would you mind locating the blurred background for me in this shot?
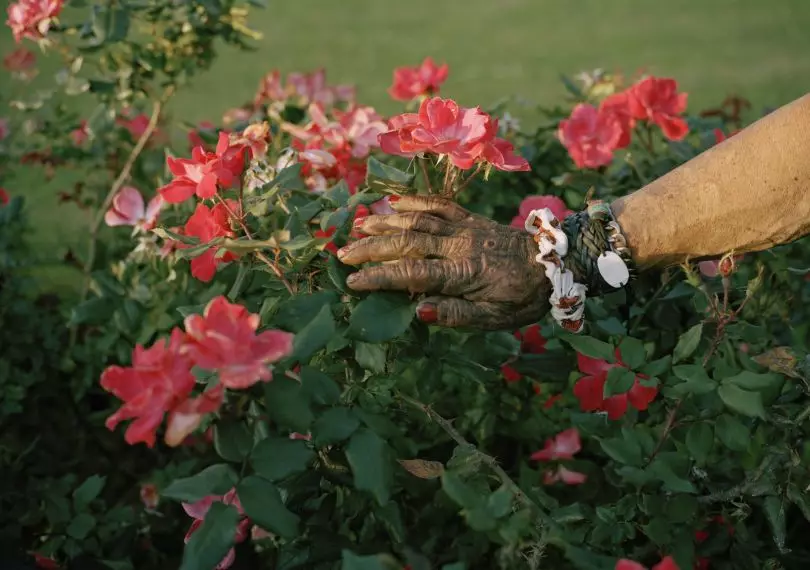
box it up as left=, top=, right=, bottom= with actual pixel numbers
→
left=2, top=0, right=810, bottom=291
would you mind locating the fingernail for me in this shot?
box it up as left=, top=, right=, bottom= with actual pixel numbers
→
left=416, top=302, right=438, bottom=324
left=388, top=195, right=401, bottom=205
left=336, top=247, right=348, bottom=259
left=352, top=217, right=365, bottom=231
left=346, top=273, right=359, bottom=284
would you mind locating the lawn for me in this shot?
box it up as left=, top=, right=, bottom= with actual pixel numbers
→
left=3, top=0, right=810, bottom=292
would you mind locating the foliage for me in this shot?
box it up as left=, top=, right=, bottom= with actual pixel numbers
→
left=1, top=4, right=810, bottom=570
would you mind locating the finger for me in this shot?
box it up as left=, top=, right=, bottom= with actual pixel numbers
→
left=415, top=296, right=549, bottom=330
left=337, top=232, right=467, bottom=265
left=356, top=211, right=458, bottom=236
left=390, top=195, right=474, bottom=223
left=345, top=258, right=475, bottom=296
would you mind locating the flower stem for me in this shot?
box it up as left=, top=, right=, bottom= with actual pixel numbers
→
left=418, top=156, right=433, bottom=193
left=452, top=163, right=483, bottom=198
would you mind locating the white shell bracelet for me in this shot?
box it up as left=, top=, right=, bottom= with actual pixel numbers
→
left=524, top=208, right=587, bottom=333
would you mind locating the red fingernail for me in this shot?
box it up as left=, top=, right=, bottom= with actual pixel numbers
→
left=416, top=303, right=437, bottom=324
left=352, top=217, right=365, bottom=230
left=388, top=195, right=401, bottom=205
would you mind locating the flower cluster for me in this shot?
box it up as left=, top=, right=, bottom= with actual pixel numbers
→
left=100, top=296, right=294, bottom=447
left=530, top=428, right=587, bottom=485
left=558, top=76, right=689, bottom=168
left=254, top=68, right=354, bottom=109
left=573, top=350, right=658, bottom=420
left=380, top=96, right=530, bottom=172
left=6, top=0, right=63, bottom=43
left=388, top=56, right=449, bottom=101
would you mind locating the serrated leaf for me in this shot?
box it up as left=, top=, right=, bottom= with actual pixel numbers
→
left=671, top=365, right=717, bottom=396
left=604, top=367, right=636, bottom=397
left=560, top=334, right=614, bottom=361
left=162, top=464, right=237, bottom=502
left=486, top=486, right=513, bottom=519
left=275, top=291, right=338, bottom=333
left=346, top=293, right=414, bottom=343
left=641, top=355, right=671, bottom=377
left=685, top=423, right=713, bottom=466
left=715, top=414, right=750, bottom=451
left=312, top=407, right=360, bottom=445
left=213, top=421, right=254, bottom=462
left=619, top=337, right=646, bottom=369
left=179, top=502, right=239, bottom=570
left=718, top=384, right=767, bottom=418
left=673, top=324, right=702, bottom=363
left=346, top=429, right=393, bottom=505
left=355, top=342, right=386, bottom=373
left=441, top=472, right=482, bottom=509
left=300, top=367, right=341, bottom=406
left=66, top=513, right=96, bottom=540
left=251, top=437, right=315, bottom=481
left=599, top=437, right=643, bottom=467
left=365, top=156, right=414, bottom=192
left=724, top=371, right=783, bottom=392
left=264, top=377, right=314, bottom=433
left=291, top=304, right=336, bottom=361
left=398, top=459, right=444, bottom=480
left=73, top=475, right=106, bottom=510
left=237, top=476, right=300, bottom=538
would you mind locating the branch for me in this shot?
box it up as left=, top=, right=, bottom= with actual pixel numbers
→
left=397, top=392, right=556, bottom=529
left=698, top=456, right=774, bottom=504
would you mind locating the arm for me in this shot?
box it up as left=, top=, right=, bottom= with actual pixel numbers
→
left=341, top=94, right=810, bottom=329
left=614, top=93, right=810, bottom=268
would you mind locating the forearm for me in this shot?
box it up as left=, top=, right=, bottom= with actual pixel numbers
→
left=612, top=93, right=810, bottom=268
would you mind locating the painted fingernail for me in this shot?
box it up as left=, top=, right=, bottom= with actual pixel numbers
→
left=352, top=217, right=366, bottom=231
left=336, top=246, right=348, bottom=259
left=416, top=302, right=438, bottom=324
left=388, top=195, right=401, bottom=205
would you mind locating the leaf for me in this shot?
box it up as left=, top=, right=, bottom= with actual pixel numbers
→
left=398, top=459, right=444, bottom=480
left=313, top=407, right=361, bottom=446
left=718, top=384, right=767, bottom=418
left=275, top=291, right=338, bottom=333
left=599, top=437, right=643, bottom=467
left=441, top=472, right=482, bottom=509
left=753, top=347, right=801, bottom=378
left=264, top=377, right=314, bottom=433
left=346, top=293, right=415, bottom=343
left=559, top=334, right=615, bottom=361
left=787, top=485, right=810, bottom=522
left=66, top=513, right=96, bottom=540
left=595, top=317, right=626, bottom=336
left=174, top=238, right=224, bottom=260
left=724, top=371, right=783, bottom=392
left=685, top=423, right=713, bottom=466
left=328, top=255, right=354, bottom=294
left=237, top=476, right=300, bottom=538
left=365, top=156, right=415, bottom=192
left=162, top=464, right=238, bottom=502
left=355, top=342, right=387, bottom=373
left=291, top=304, right=336, bottom=362
left=715, top=414, right=750, bottom=452
left=486, top=486, right=514, bottom=519
left=673, top=324, right=703, bottom=363
left=153, top=226, right=199, bottom=245
left=671, top=365, right=717, bottom=396
left=604, top=367, right=636, bottom=397
left=619, top=337, right=647, bottom=369
left=229, top=262, right=250, bottom=301
left=68, top=297, right=117, bottom=326
left=269, top=163, right=305, bottom=191
left=179, top=502, right=240, bottom=570
left=341, top=550, right=398, bottom=570
left=213, top=421, right=254, bottom=462
left=763, top=495, right=788, bottom=554
left=280, top=234, right=316, bottom=251
left=251, top=437, right=315, bottom=481
left=641, top=355, right=672, bottom=377
left=346, top=429, right=393, bottom=505
left=300, top=367, right=341, bottom=406
left=647, top=458, right=696, bottom=494
left=73, top=475, right=106, bottom=510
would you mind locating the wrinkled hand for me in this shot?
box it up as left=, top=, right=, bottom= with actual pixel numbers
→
left=337, top=195, right=550, bottom=330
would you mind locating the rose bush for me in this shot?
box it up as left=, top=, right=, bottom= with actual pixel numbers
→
left=1, top=3, right=810, bottom=570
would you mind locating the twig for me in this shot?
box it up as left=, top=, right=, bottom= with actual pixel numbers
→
left=397, top=392, right=556, bottom=529
left=418, top=157, right=433, bottom=193
left=698, top=456, right=773, bottom=504
left=215, top=195, right=295, bottom=295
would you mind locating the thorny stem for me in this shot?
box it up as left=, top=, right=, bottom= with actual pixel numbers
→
left=397, top=392, right=557, bottom=530
left=453, top=163, right=484, bottom=198
left=215, top=195, right=295, bottom=295
left=698, top=456, right=774, bottom=504
left=418, top=157, right=433, bottom=193
left=71, top=87, right=174, bottom=346
left=441, top=159, right=453, bottom=195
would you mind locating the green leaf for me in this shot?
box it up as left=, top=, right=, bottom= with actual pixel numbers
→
left=715, top=414, right=750, bottom=451
left=346, top=429, right=393, bottom=505
left=560, top=334, right=614, bottom=361
left=718, top=383, right=767, bottom=418
left=685, top=423, right=713, bottom=466
left=264, top=377, right=314, bottom=433
left=595, top=317, right=626, bottom=336
left=355, top=342, right=386, bottom=373
left=671, top=365, right=717, bottom=396
left=441, top=472, right=483, bottom=509
left=313, top=407, right=361, bottom=445
left=486, top=486, right=514, bottom=519
left=73, top=475, right=106, bottom=510
left=673, top=324, right=703, bottom=363
left=291, top=304, right=336, bottom=361
left=275, top=291, right=338, bottom=333
left=237, top=476, right=300, bottom=538
left=328, top=255, right=354, bottom=294
left=66, top=513, right=96, bottom=540
left=174, top=238, right=224, bottom=260
left=725, top=371, right=784, bottom=394
left=341, top=550, right=398, bottom=570
left=251, top=437, right=315, bottom=481
left=69, top=297, right=117, bottom=326
left=365, top=156, right=415, bottom=192
left=270, top=163, right=305, bottom=191
left=346, top=293, right=415, bottom=343
left=648, top=458, right=696, bottom=493
left=213, top=421, right=254, bottom=462
left=619, top=337, right=647, bottom=369
left=153, top=226, right=199, bottom=245
left=162, top=464, right=238, bottom=502
left=787, top=485, right=810, bottom=522
left=599, top=437, right=643, bottom=467
left=300, top=367, right=341, bottom=406
left=179, top=502, right=240, bottom=570
left=641, top=355, right=672, bottom=377
left=604, top=367, right=636, bottom=397
left=763, top=495, right=788, bottom=553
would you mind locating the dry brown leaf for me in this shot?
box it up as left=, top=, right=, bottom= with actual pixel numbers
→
left=753, top=346, right=801, bottom=379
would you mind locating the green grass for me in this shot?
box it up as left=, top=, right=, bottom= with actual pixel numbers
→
left=3, top=0, right=810, bottom=292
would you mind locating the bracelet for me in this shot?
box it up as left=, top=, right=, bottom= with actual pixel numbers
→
left=524, top=208, right=587, bottom=333
left=524, top=200, right=635, bottom=333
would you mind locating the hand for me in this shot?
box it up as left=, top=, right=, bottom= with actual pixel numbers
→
left=337, top=195, right=550, bottom=330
